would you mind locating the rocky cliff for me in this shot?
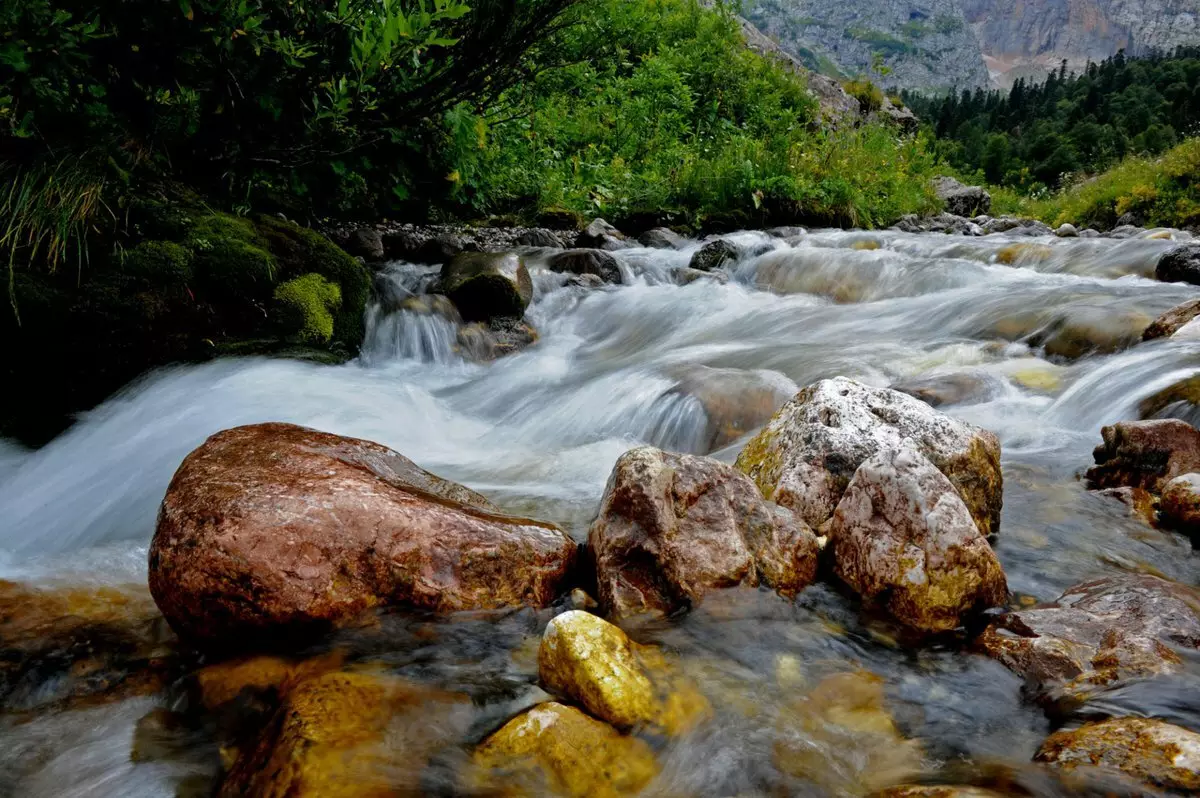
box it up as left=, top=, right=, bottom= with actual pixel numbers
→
left=743, top=0, right=1200, bottom=91
left=743, top=0, right=991, bottom=91
left=961, top=0, right=1200, bottom=87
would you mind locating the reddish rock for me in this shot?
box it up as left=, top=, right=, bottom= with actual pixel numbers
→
left=975, top=575, right=1200, bottom=702
left=1161, top=473, right=1200, bottom=534
left=1143, top=298, right=1200, bottom=341
left=149, top=423, right=577, bottom=646
left=1086, top=419, right=1200, bottom=494
left=829, top=443, right=1008, bottom=633
left=1036, top=718, right=1200, bottom=793
left=589, top=446, right=820, bottom=620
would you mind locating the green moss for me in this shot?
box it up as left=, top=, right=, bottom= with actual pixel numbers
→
left=185, top=213, right=278, bottom=297
left=123, top=240, right=193, bottom=285
left=273, top=273, right=342, bottom=345
left=253, top=216, right=370, bottom=347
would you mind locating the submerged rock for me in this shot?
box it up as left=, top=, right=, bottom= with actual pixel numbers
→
left=891, top=372, right=1002, bottom=408
left=440, top=252, right=533, bottom=323
left=589, top=447, right=820, bottom=620
left=537, top=610, right=710, bottom=735
left=1035, top=717, right=1200, bottom=793
left=1156, top=244, right=1200, bottom=285
left=220, top=670, right=468, bottom=797
left=149, top=423, right=577, bottom=646
left=774, top=671, right=923, bottom=795
left=689, top=239, right=740, bottom=272
left=662, top=364, right=795, bottom=452
left=735, top=377, right=1003, bottom=537
left=1086, top=419, right=1200, bottom=494
left=1143, top=298, right=1200, bottom=341
left=1139, top=375, right=1200, bottom=426
left=1160, top=473, right=1200, bottom=534
left=548, top=249, right=622, bottom=284
left=829, top=443, right=1008, bottom=633
left=976, top=575, right=1200, bottom=703
left=933, top=177, right=991, bottom=217
left=1033, top=307, right=1150, bottom=360
left=472, top=702, right=658, bottom=798
left=457, top=316, right=539, bottom=361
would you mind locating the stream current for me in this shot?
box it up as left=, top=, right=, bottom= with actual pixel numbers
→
left=1, top=228, right=1199, bottom=796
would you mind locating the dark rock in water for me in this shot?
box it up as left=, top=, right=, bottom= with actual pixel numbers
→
left=891, top=215, right=924, bottom=233
left=829, top=443, right=1007, bottom=633
left=976, top=574, right=1200, bottom=705
left=1139, top=375, right=1200, bottom=426
left=439, top=252, right=532, bottom=323
left=588, top=446, right=820, bottom=620
left=457, top=316, right=539, bottom=361
left=735, top=377, right=1003, bottom=538
left=419, top=233, right=471, bottom=264
left=1116, top=211, right=1146, bottom=228
left=548, top=248, right=622, bottom=284
left=575, top=218, right=629, bottom=251
left=516, top=229, right=565, bottom=249
left=891, top=372, right=1001, bottom=408
left=689, top=239, right=740, bottom=272
left=675, top=267, right=729, bottom=286
left=767, top=226, right=806, bottom=239
left=933, top=176, right=991, bottom=217
left=1086, top=419, right=1200, bottom=494
left=1156, top=244, right=1200, bottom=285
left=342, top=227, right=384, bottom=261
left=1143, top=299, right=1200, bottom=341
left=638, top=227, right=686, bottom=250
left=382, top=230, right=422, bottom=261
left=148, top=423, right=577, bottom=647
left=1036, top=717, right=1200, bottom=793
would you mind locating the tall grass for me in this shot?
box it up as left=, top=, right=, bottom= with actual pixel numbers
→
left=1, top=158, right=112, bottom=320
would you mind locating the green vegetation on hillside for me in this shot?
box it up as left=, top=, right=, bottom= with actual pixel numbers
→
left=905, top=48, right=1200, bottom=192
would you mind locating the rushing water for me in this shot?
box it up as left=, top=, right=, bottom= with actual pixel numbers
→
left=2, top=228, right=1199, bottom=796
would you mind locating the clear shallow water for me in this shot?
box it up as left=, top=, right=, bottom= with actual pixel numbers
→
left=2, top=228, right=1199, bottom=796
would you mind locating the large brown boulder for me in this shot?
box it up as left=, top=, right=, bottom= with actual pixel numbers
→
left=1143, top=298, right=1200, bottom=341
left=735, top=377, right=1003, bottom=537
left=439, top=251, right=532, bottom=322
left=829, top=444, right=1007, bottom=633
left=1085, top=419, right=1200, bottom=494
left=975, top=575, right=1200, bottom=703
left=589, top=447, right=820, bottom=620
left=149, top=423, right=577, bottom=646
left=1035, top=718, right=1200, bottom=793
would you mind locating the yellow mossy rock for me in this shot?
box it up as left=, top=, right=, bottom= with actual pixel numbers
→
left=538, top=610, right=710, bottom=735
left=472, top=702, right=658, bottom=797
left=850, top=239, right=881, bottom=251
left=1036, top=717, right=1200, bottom=793
left=195, top=652, right=344, bottom=710
left=998, top=359, right=1063, bottom=393
left=774, top=671, right=923, bottom=795
left=219, top=670, right=467, bottom=798
left=995, top=243, right=1053, bottom=265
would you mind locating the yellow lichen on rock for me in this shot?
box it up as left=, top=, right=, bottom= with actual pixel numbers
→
left=472, top=702, right=659, bottom=797
left=1035, top=717, right=1200, bottom=793
left=219, top=670, right=466, bottom=798
left=538, top=610, right=710, bottom=735
left=774, top=671, right=923, bottom=795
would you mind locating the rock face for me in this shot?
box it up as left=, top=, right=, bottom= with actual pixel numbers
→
left=472, top=702, right=659, bottom=798
left=589, top=447, right=820, bottom=620
left=548, top=249, right=623, bottom=284
left=1035, top=718, right=1200, bottom=793
left=149, top=423, right=577, bottom=645
left=220, top=670, right=467, bottom=797
left=538, top=610, right=710, bottom=735
left=439, top=251, right=533, bottom=323
left=1156, top=244, right=1200, bottom=285
left=934, top=177, right=992, bottom=217
left=735, top=377, right=1003, bottom=537
left=742, top=0, right=988, bottom=92
left=1143, top=298, right=1200, bottom=341
left=829, top=444, right=1007, bottom=632
left=1085, top=419, right=1200, bottom=494
left=1160, top=473, right=1200, bottom=534
left=975, top=575, right=1200, bottom=702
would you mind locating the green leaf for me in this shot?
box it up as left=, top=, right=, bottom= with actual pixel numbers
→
left=179, top=0, right=193, bottom=20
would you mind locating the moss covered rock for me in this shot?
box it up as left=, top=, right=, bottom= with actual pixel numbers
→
left=471, top=702, right=658, bottom=797
left=123, top=240, right=194, bottom=286
left=273, top=274, right=342, bottom=345
left=187, top=213, right=278, bottom=298
left=440, top=251, right=533, bottom=322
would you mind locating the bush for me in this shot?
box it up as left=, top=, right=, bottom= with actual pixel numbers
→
left=273, top=274, right=343, bottom=344
left=844, top=79, right=884, bottom=114
left=122, top=241, right=193, bottom=285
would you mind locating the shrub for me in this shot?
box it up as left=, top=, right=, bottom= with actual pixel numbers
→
left=273, top=274, right=342, bottom=345
left=844, top=79, right=884, bottom=114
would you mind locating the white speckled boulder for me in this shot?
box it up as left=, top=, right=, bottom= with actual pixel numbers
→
left=735, top=377, right=1002, bottom=536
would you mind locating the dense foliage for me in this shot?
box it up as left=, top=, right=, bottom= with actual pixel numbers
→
left=904, top=48, right=1200, bottom=192
left=444, top=0, right=940, bottom=228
